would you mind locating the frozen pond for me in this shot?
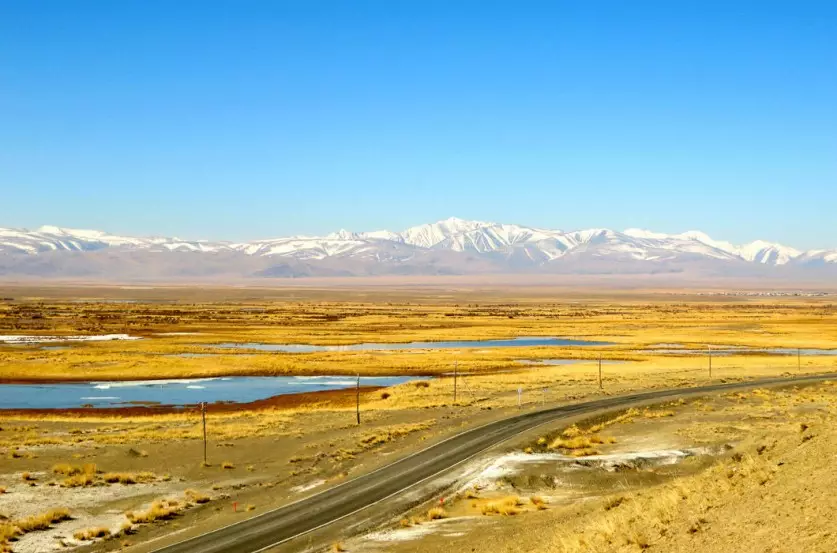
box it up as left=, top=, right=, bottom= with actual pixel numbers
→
left=212, top=336, right=613, bottom=353
left=0, top=375, right=421, bottom=409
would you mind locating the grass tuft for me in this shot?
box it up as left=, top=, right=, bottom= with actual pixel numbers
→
left=185, top=489, right=211, bottom=504
left=530, top=496, right=548, bottom=509
left=73, top=527, right=110, bottom=541
left=126, top=499, right=182, bottom=524
left=427, top=507, right=447, bottom=520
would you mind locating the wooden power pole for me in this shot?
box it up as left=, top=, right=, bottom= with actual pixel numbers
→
left=200, top=402, right=207, bottom=466
left=356, top=374, right=361, bottom=425
left=708, top=345, right=712, bottom=379
left=453, top=361, right=458, bottom=404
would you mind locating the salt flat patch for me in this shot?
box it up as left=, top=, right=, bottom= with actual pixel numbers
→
left=12, top=511, right=129, bottom=553
left=0, top=334, right=141, bottom=344
left=0, top=476, right=198, bottom=552
left=460, top=447, right=715, bottom=491
left=365, top=517, right=475, bottom=543
left=291, top=479, right=326, bottom=493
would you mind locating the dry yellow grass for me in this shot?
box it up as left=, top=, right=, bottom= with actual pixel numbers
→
left=127, top=499, right=182, bottom=524
left=0, top=506, right=73, bottom=548
left=358, top=421, right=435, bottom=448
left=102, top=471, right=156, bottom=484
left=548, top=435, right=602, bottom=450
left=61, top=473, right=95, bottom=488
left=426, top=507, right=447, bottom=520
left=73, top=526, right=110, bottom=540
left=482, top=496, right=524, bottom=516
left=1, top=294, right=835, bottom=383
left=530, top=496, right=548, bottom=509
left=52, top=462, right=97, bottom=476
left=184, top=489, right=211, bottom=504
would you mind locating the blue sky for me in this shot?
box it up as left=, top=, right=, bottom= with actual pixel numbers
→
left=1, top=1, right=835, bottom=247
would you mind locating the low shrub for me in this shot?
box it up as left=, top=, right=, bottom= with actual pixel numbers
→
left=73, top=527, right=110, bottom=541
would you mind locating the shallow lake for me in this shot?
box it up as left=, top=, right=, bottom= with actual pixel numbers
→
left=0, top=375, right=421, bottom=410
left=212, top=336, right=612, bottom=353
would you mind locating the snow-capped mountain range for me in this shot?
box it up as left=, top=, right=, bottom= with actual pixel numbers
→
left=1, top=218, right=834, bottom=280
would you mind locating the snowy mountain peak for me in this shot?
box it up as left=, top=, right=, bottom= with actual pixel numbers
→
left=400, top=217, right=493, bottom=249
left=326, top=229, right=360, bottom=241
left=623, top=228, right=670, bottom=240
left=1, top=220, right=834, bottom=275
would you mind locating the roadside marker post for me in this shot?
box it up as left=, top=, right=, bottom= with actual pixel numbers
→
left=798, top=348, right=801, bottom=372
left=598, top=355, right=603, bottom=390
left=517, top=387, right=522, bottom=408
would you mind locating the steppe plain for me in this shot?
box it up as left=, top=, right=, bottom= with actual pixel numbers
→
left=0, top=283, right=835, bottom=553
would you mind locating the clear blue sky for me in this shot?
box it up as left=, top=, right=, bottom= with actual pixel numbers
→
left=1, top=1, right=835, bottom=248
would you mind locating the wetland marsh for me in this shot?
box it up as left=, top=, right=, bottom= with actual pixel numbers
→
left=0, top=284, right=835, bottom=553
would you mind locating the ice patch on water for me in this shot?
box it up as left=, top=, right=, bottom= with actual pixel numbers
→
left=93, top=378, right=219, bottom=389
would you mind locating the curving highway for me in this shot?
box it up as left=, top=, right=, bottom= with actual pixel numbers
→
left=152, top=373, right=836, bottom=553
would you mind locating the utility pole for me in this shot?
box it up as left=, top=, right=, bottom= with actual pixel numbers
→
left=598, top=355, right=603, bottom=390
left=200, top=402, right=207, bottom=466
left=708, top=345, right=712, bottom=379
left=453, top=361, right=458, bottom=404
left=356, top=374, right=361, bottom=425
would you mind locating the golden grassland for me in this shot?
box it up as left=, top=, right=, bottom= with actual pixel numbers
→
left=0, top=289, right=835, bottom=381
left=377, top=382, right=837, bottom=553
left=0, top=286, right=834, bottom=553
left=545, top=383, right=837, bottom=553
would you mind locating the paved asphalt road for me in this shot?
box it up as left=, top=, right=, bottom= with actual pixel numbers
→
left=153, top=374, right=835, bottom=553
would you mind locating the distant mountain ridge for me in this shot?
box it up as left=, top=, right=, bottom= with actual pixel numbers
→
left=1, top=218, right=834, bottom=280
